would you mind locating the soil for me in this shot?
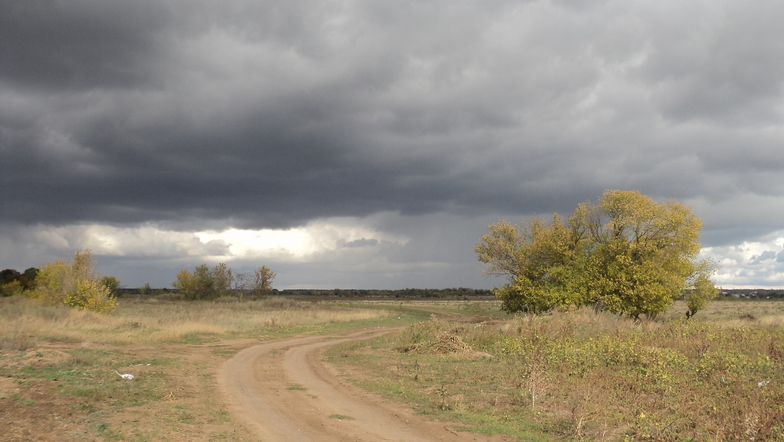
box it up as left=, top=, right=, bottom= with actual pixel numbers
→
left=2, top=323, right=506, bottom=441
left=218, top=326, right=502, bottom=441
left=1, top=340, right=257, bottom=441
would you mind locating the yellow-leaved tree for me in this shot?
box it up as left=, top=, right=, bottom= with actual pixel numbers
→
left=31, top=249, right=117, bottom=312
left=253, top=266, right=276, bottom=297
left=477, top=190, right=718, bottom=318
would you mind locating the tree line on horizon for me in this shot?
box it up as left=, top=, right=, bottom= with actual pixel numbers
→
left=0, top=251, right=276, bottom=311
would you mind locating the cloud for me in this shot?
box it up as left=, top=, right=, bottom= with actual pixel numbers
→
left=342, top=238, right=379, bottom=248
left=2, top=0, right=784, bottom=288
left=701, top=231, right=784, bottom=288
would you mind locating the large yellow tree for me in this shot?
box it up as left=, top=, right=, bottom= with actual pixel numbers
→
left=477, top=190, right=717, bottom=318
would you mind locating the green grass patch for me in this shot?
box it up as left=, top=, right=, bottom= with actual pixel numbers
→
left=287, top=383, right=306, bottom=391
left=329, top=414, right=354, bottom=420
left=172, top=332, right=221, bottom=345
left=6, top=348, right=173, bottom=410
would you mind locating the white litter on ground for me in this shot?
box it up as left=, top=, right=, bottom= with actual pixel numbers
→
left=115, top=370, right=135, bottom=380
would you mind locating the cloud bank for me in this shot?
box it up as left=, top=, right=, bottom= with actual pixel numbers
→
left=2, top=0, right=784, bottom=288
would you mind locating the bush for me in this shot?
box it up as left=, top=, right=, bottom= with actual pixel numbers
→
left=1, top=280, right=24, bottom=297
left=31, top=250, right=116, bottom=313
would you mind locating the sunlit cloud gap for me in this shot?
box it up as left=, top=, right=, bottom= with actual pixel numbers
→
left=20, top=220, right=410, bottom=263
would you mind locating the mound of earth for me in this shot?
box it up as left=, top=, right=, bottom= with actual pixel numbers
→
left=398, top=333, right=493, bottom=358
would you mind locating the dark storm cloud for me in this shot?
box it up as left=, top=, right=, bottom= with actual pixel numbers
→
left=3, top=0, right=784, bottom=288
left=0, top=0, right=172, bottom=90
left=2, top=0, right=564, bottom=229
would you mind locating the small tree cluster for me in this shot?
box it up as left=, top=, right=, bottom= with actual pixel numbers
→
left=1, top=267, right=39, bottom=297
left=30, top=250, right=118, bottom=312
left=477, top=190, right=718, bottom=318
left=172, top=263, right=275, bottom=300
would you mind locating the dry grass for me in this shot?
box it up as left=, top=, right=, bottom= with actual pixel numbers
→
left=329, top=299, right=784, bottom=441
left=0, top=295, right=406, bottom=441
left=0, top=295, right=394, bottom=347
left=5, top=295, right=784, bottom=441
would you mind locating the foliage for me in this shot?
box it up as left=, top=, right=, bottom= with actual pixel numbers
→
left=212, top=263, right=234, bottom=298
left=0, top=267, right=39, bottom=296
left=492, top=215, right=587, bottom=313
left=173, top=263, right=275, bottom=300
left=30, top=250, right=116, bottom=312
left=685, top=266, right=720, bottom=318
left=138, top=282, right=152, bottom=295
left=101, top=275, right=121, bottom=296
left=253, top=266, right=276, bottom=296
left=1, top=268, right=23, bottom=286
left=477, top=190, right=717, bottom=317
left=1, top=280, right=25, bottom=297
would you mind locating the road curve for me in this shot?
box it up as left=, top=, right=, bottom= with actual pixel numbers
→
left=217, top=327, right=490, bottom=441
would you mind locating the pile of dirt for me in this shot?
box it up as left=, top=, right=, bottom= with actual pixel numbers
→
left=398, top=333, right=489, bottom=357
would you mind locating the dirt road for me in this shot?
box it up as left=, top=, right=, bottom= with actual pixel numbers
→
left=218, top=327, right=491, bottom=441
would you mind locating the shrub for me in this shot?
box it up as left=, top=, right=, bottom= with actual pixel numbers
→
left=31, top=250, right=116, bottom=313
left=1, top=280, right=24, bottom=297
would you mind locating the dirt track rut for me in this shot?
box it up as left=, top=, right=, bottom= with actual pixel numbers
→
left=218, top=327, right=491, bottom=441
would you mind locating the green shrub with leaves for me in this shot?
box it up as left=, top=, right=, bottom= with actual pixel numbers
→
left=31, top=249, right=116, bottom=312
left=685, top=270, right=720, bottom=318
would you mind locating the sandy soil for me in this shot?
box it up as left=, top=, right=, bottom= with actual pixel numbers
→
left=2, top=315, right=505, bottom=440
left=218, top=327, right=494, bottom=441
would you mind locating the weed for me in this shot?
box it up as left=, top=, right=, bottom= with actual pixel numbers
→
left=329, top=414, right=355, bottom=420
left=176, top=412, right=196, bottom=424
left=287, top=383, right=306, bottom=391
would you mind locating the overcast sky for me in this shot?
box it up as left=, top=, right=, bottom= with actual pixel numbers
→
left=2, top=0, right=784, bottom=289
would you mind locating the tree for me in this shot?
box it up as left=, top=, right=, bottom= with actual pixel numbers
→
left=477, top=190, right=717, bottom=318
left=22, top=267, right=39, bottom=290
left=685, top=262, right=720, bottom=319
left=253, top=266, right=276, bottom=297
left=172, top=265, right=217, bottom=300
left=478, top=215, right=587, bottom=313
left=102, top=276, right=121, bottom=297
left=232, top=272, right=250, bottom=300
left=1, top=269, right=23, bottom=297
left=31, top=249, right=116, bottom=312
left=172, top=263, right=273, bottom=300
left=0, top=269, right=22, bottom=286
left=138, top=282, right=152, bottom=296
left=212, top=263, right=234, bottom=298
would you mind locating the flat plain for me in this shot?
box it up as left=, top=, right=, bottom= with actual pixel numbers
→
left=2, top=296, right=783, bottom=441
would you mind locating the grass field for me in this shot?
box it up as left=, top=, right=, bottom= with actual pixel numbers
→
left=328, top=299, right=784, bottom=441
left=0, top=295, right=424, bottom=441
left=2, top=295, right=783, bottom=441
